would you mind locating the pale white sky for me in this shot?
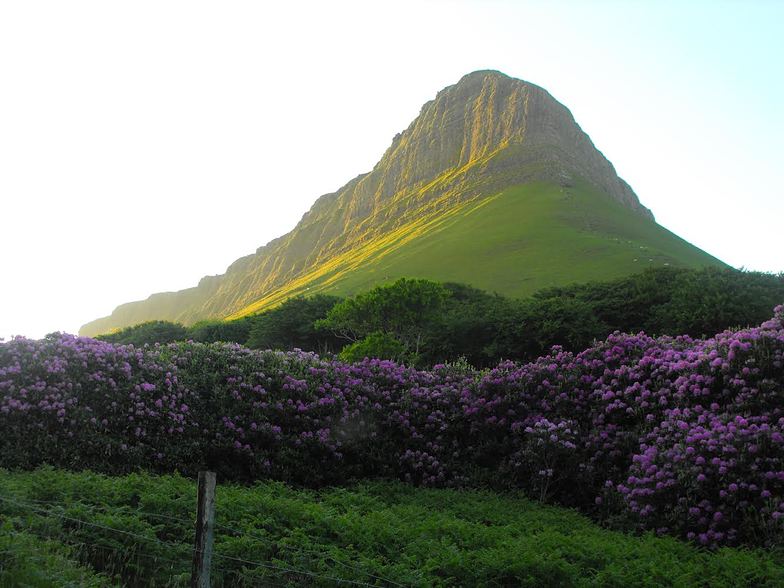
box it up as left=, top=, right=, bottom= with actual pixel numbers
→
left=1, top=0, right=782, bottom=340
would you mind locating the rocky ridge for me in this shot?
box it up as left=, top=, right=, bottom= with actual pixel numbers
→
left=82, top=71, right=663, bottom=335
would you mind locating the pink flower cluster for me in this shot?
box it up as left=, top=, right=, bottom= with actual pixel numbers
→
left=1, top=305, right=782, bottom=547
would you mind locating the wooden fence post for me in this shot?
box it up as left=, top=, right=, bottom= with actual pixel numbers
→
left=191, top=471, right=216, bottom=588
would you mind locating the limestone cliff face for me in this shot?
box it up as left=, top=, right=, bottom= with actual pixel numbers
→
left=344, top=70, right=649, bottom=218
left=81, top=71, right=652, bottom=336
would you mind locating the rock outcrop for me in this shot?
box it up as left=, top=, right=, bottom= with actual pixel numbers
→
left=81, top=71, right=663, bottom=336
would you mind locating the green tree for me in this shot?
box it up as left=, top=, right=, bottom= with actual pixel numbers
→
left=188, top=317, right=254, bottom=344
left=648, top=267, right=784, bottom=337
left=245, top=295, right=343, bottom=353
left=485, top=297, right=608, bottom=361
left=318, top=278, right=450, bottom=358
left=419, top=282, right=514, bottom=367
left=338, top=331, right=406, bottom=363
left=533, top=266, right=691, bottom=334
left=534, top=266, right=784, bottom=338
left=96, top=321, right=187, bottom=346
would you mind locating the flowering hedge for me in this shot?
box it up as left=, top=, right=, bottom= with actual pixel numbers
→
left=1, top=306, right=783, bottom=547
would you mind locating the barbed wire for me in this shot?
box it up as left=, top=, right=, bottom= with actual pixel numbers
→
left=1, top=492, right=408, bottom=587
left=213, top=552, right=384, bottom=587
left=0, top=495, right=187, bottom=550
left=0, top=495, right=407, bottom=587
left=0, top=494, right=197, bottom=526
left=214, top=520, right=408, bottom=587
left=1, top=529, right=298, bottom=587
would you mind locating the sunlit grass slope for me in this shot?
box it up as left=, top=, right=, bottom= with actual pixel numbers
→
left=82, top=72, right=727, bottom=336
left=228, top=180, right=723, bottom=319
left=2, top=468, right=781, bottom=587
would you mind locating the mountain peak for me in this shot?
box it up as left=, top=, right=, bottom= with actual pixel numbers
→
left=457, top=69, right=511, bottom=82
left=375, top=69, right=650, bottom=218
left=80, top=71, right=722, bottom=337
left=444, top=70, right=535, bottom=101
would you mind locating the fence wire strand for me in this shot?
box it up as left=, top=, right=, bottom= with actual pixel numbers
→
left=0, top=495, right=186, bottom=551
left=0, top=493, right=408, bottom=587
left=214, top=552, right=383, bottom=587
left=214, top=520, right=406, bottom=587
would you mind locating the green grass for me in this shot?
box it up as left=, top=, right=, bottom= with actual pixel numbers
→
left=1, top=468, right=781, bottom=587
left=80, top=169, right=726, bottom=336
left=229, top=180, right=724, bottom=319
left=0, top=523, right=115, bottom=587
left=329, top=180, right=722, bottom=294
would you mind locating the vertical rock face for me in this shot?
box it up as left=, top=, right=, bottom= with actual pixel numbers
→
left=300, top=71, right=648, bottom=243
left=82, top=71, right=666, bottom=336
left=336, top=70, right=650, bottom=222
left=372, top=71, right=530, bottom=196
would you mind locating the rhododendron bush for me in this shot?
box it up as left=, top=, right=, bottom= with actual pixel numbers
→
left=1, top=306, right=783, bottom=547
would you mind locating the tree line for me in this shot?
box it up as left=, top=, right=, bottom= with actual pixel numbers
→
left=96, top=266, right=784, bottom=367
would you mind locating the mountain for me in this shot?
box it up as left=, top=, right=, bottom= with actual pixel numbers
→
left=80, top=70, right=724, bottom=336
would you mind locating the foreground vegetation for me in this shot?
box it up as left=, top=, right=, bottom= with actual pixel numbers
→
left=1, top=468, right=782, bottom=587
left=3, top=306, right=783, bottom=548
left=0, top=523, right=113, bottom=587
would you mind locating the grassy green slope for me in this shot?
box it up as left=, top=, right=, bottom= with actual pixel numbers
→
left=228, top=180, right=724, bottom=319
left=1, top=468, right=781, bottom=587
